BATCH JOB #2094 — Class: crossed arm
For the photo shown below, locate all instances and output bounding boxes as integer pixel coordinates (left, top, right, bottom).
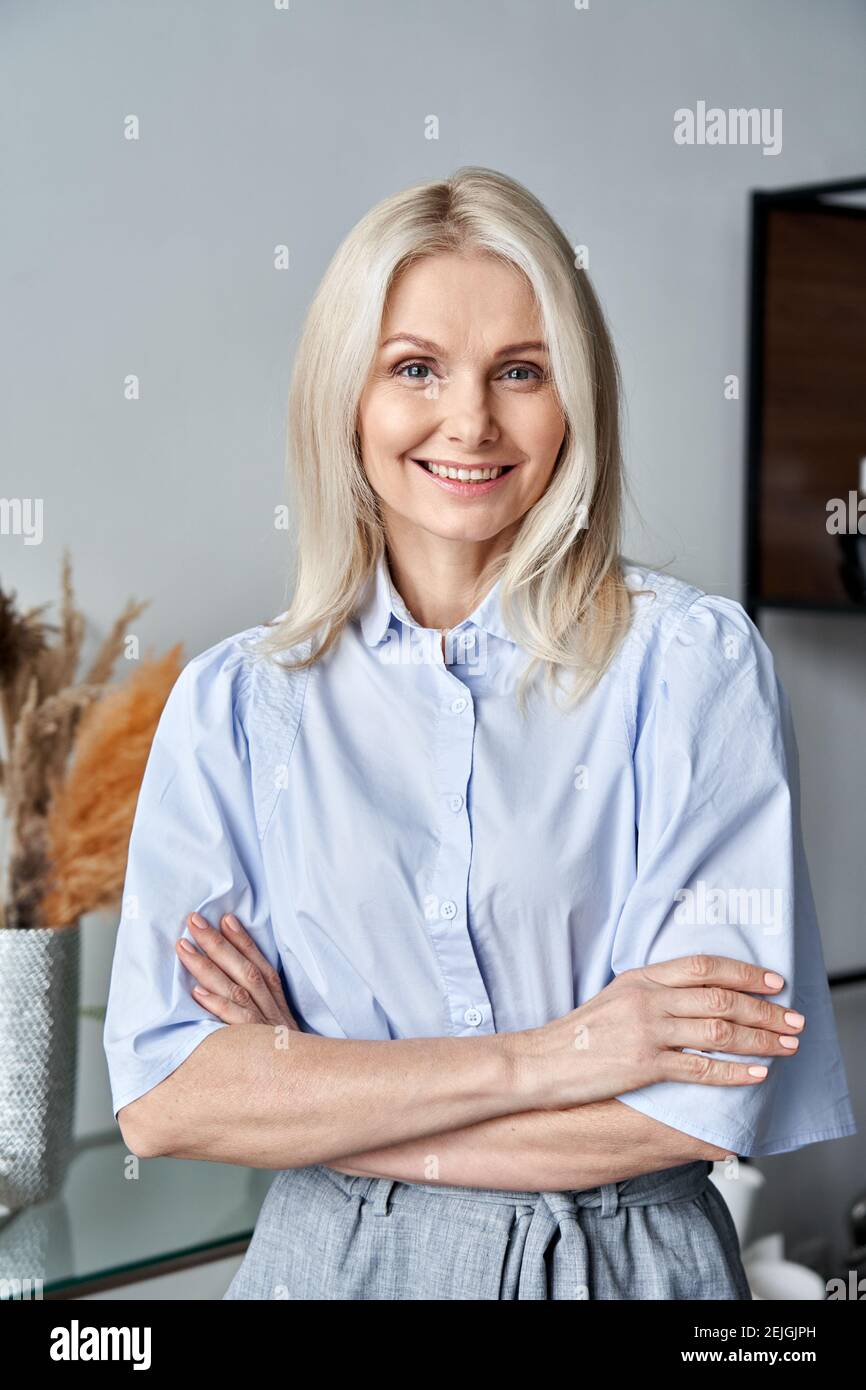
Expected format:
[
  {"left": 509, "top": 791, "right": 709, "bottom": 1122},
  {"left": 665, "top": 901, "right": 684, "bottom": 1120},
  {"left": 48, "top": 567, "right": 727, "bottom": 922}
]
[
  {"left": 117, "top": 911, "right": 734, "bottom": 1190},
  {"left": 320, "top": 1096, "right": 731, "bottom": 1192}
]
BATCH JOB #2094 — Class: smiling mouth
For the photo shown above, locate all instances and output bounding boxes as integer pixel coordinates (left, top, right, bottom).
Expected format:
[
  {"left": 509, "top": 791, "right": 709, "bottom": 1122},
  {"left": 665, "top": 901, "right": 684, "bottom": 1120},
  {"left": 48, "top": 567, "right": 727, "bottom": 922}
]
[{"left": 411, "top": 459, "right": 517, "bottom": 483}]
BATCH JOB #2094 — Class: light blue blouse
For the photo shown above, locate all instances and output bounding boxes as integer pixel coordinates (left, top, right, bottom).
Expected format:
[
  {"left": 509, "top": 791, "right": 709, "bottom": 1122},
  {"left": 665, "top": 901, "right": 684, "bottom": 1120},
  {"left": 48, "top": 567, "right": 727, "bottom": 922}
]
[{"left": 104, "top": 554, "right": 857, "bottom": 1158}]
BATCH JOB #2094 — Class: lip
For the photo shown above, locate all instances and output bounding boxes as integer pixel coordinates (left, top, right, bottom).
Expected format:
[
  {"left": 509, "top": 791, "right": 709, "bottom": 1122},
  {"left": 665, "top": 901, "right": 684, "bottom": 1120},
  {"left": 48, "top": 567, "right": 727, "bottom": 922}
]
[{"left": 410, "top": 458, "right": 519, "bottom": 498}]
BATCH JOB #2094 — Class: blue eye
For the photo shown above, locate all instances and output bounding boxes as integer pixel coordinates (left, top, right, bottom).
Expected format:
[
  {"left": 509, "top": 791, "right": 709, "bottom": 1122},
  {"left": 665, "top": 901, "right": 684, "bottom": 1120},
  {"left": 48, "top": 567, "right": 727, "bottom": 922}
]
[
  {"left": 392, "top": 360, "right": 546, "bottom": 385},
  {"left": 395, "top": 361, "right": 433, "bottom": 380},
  {"left": 503, "top": 365, "right": 541, "bottom": 381}
]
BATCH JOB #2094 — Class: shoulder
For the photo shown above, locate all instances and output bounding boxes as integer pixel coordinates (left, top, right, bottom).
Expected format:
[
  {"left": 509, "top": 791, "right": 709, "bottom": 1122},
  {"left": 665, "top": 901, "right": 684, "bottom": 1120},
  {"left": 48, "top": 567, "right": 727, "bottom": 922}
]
[
  {"left": 173, "top": 612, "right": 312, "bottom": 745},
  {"left": 173, "top": 622, "right": 264, "bottom": 731},
  {"left": 619, "top": 562, "right": 776, "bottom": 746},
  {"left": 171, "top": 615, "right": 313, "bottom": 838}
]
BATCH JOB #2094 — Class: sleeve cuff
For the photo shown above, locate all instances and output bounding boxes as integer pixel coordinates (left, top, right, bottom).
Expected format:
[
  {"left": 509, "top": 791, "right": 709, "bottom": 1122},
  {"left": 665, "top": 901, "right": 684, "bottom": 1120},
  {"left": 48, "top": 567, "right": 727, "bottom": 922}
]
[
  {"left": 110, "top": 1018, "right": 228, "bottom": 1123},
  {"left": 615, "top": 1090, "right": 858, "bottom": 1158}
]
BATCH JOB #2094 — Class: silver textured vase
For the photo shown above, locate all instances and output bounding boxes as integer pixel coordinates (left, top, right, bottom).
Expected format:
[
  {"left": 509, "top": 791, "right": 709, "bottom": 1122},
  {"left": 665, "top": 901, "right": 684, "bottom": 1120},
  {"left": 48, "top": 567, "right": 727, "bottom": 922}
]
[{"left": 0, "top": 924, "right": 80, "bottom": 1214}]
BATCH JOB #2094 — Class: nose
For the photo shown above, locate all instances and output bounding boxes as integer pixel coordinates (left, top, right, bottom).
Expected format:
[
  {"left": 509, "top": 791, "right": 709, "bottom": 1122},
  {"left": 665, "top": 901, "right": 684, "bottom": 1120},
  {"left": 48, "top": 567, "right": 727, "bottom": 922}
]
[{"left": 440, "top": 375, "right": 501, "bottom": 451}]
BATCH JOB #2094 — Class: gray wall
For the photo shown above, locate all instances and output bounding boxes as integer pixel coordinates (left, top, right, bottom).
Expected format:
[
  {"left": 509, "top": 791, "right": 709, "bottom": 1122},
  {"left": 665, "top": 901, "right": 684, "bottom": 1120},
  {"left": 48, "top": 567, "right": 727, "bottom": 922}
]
[{"left": 2, "top": 0, "right": 864, "bottom": 1274}]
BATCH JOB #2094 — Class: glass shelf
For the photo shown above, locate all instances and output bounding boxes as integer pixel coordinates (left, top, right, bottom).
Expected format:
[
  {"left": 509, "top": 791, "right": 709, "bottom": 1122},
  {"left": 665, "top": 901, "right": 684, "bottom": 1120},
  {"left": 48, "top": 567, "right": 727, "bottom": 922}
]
[{"left": 0, "top": 1134, "right": 274, "bottom": 1297}]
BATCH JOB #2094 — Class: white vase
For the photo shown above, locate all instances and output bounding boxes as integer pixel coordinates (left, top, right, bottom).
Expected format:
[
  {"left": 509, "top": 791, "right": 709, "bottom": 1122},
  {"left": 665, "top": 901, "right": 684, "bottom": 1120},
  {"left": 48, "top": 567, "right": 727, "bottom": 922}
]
[
  {"left": 709, "top": 1159, "right": 766, "bottom": 1247},
  {"left": 747, "top": 1258, "right": 827, "bottom": 1300}
]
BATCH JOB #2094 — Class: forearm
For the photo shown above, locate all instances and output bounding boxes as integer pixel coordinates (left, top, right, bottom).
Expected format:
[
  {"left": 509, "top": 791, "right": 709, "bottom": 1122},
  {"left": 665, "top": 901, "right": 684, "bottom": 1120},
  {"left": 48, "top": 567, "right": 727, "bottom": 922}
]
[
  {"left": 122, "top": 1024, "right": 528, "bottom": 1168},
  {"left": 327, "top": 1098, "right": 730, "bottom": 1192}
]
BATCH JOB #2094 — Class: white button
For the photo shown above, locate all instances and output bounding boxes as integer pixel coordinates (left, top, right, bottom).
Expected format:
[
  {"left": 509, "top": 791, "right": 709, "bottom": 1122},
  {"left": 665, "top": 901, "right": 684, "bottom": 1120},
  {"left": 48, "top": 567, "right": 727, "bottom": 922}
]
[
  {"left": 463, "top": 1006, "right": 483, "bottom": 1027},
  {"left": 448, "top": 794, "right": 463, "bottom": 812},
  {"left": 450, "top": 697, "right": 468, "bottom": 714},
  {"left": 440, "top": 899, "right": 457, "bottom": 920}
]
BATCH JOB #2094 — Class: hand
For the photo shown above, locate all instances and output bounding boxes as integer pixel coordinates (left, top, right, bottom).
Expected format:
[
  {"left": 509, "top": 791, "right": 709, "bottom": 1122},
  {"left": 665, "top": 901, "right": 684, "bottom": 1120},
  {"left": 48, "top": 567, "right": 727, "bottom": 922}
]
[
  {"left": 177, "top": 914, "right": 368, "bottom": 1176},
  {"left": 510, "top": 954, "right": 806, "bottom": 1111},
  {"left": 176, "top": 912, "right": 299, "bottom": 1031}
]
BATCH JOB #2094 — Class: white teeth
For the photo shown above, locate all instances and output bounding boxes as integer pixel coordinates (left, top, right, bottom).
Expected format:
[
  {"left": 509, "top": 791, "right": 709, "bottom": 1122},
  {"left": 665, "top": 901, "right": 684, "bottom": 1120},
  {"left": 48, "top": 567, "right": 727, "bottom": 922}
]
[{"left": 421, "top": 462, "right": 502, "bottom": 482}]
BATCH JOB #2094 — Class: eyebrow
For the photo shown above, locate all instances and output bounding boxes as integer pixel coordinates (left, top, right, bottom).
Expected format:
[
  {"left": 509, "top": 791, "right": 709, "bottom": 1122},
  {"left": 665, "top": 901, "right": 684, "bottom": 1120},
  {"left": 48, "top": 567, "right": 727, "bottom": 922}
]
[{"left": 379, "top": 333, "right": 549, "bottom": 357}]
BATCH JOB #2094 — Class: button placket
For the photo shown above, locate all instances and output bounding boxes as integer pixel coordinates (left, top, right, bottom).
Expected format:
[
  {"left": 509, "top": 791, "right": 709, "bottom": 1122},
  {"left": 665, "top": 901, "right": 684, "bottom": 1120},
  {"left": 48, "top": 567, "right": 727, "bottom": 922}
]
[{"left": 425, "top": 667, "right": 494, "bottom": 1036}]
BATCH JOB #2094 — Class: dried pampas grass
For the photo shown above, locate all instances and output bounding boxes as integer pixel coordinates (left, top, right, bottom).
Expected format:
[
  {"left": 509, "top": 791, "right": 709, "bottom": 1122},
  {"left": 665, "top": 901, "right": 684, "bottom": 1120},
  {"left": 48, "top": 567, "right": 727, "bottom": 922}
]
[
  {"left": 1, "top": 548, "right": 180, "bottom": 929},
  {"left": 38, "top": 645, "right": 183, "bottom": 928}
]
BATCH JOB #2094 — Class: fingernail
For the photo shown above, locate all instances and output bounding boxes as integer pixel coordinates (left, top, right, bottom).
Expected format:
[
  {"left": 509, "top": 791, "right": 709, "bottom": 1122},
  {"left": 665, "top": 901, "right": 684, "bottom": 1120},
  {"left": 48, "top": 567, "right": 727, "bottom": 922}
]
[
  {"left": 763, "top": 972, "right": 784, "bottom": 988},
  {"left": 223, "top": 915, "right": 240, "bottom": 932},
  {"left": 190, "top": 913, "right": 207, "bottom": 930},
  {"left": 748, "top": 1065, "right": 768, "bottom": 1077},
  {"left": 178, "top": 939, "right": 195, "bottom": 954},
  {"left": 192, "top": 985, "right": 207, "bottom": 997},
  {"left": 779, "top": 1036, "right": 799, "bottom": 1049},
  {"left": 784, "top": 1011, "right": 804, "bottom": 1028}
]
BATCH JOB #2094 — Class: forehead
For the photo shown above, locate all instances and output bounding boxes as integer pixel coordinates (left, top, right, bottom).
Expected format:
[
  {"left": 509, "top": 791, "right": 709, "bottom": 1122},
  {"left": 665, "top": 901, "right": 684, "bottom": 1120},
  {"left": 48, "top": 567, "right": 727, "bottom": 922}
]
[{"left": 381, "top": 253, "right": 543, "bottom": 351}]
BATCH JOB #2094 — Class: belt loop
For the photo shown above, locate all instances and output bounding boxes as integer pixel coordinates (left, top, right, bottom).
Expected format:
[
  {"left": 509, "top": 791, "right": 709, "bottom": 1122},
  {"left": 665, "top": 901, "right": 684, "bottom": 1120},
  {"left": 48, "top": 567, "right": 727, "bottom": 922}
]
[
  {"left": 599, "top": 1181, "right": 619, "bottom": 1218},
  {"left": 370, "top": 1177, "right": 396, "bottom": 1216}
]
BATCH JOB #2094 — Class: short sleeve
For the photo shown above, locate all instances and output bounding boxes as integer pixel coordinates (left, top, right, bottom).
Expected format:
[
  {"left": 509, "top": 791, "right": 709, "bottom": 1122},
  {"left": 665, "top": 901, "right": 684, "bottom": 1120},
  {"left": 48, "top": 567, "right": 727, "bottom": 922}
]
[
  {"left": 611, "top": 593, "right": 857, "bottom": 1157},
  {"left": 103, "top": 634, "right": 278, "bottom": 1122}
]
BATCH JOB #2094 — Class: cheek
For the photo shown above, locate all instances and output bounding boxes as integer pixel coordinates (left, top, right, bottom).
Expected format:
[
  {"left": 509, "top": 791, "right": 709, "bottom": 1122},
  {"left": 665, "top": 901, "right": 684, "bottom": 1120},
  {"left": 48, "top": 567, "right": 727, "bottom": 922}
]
[
  {"left": 361, "top": 390, "right": 428, "bottom": 457},
  {"left": 514, "top": 398, "right": 566, "bottom": 455}
]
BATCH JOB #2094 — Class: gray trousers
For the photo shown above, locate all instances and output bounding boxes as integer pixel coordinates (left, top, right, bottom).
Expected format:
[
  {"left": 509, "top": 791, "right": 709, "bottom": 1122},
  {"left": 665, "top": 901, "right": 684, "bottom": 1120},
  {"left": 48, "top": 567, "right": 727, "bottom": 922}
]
[{"left": 223, "top": 1157, "right": 752, "bottom": 1300}]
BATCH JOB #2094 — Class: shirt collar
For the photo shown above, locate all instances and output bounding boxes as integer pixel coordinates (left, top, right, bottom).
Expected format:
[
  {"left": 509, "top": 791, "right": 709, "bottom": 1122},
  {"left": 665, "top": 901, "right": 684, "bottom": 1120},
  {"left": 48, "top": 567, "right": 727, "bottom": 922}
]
[{"left": 358, "top": 552, "right": 515, "bottom": 647}]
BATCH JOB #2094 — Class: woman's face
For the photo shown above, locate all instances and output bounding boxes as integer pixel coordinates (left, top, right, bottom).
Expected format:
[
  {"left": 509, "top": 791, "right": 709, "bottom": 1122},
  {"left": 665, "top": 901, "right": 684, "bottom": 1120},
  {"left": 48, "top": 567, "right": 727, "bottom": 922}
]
[{"left": 357, "top": 252, "right": 567, "bottom": 546}]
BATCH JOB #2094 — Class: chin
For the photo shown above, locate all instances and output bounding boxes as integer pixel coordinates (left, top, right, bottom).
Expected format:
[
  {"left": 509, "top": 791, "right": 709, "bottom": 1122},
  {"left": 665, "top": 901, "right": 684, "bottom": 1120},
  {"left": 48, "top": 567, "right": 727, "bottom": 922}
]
[{"left": 407, "top": 511, "right": 513, "bottom": 544}]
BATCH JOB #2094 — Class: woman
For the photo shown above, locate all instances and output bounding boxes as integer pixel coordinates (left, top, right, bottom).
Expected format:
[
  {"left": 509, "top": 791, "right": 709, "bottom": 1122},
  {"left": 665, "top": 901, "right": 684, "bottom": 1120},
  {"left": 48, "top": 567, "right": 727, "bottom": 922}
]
[{"left": 103, "top": 166, "right": 856, "bottom": 1301}]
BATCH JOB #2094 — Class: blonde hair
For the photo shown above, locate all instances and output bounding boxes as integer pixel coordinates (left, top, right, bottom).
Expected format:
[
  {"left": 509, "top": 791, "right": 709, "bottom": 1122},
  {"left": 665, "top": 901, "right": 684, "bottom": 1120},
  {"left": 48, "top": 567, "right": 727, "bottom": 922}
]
[{"left": 251, "top": 165, "right": 652, "bottom": 713}]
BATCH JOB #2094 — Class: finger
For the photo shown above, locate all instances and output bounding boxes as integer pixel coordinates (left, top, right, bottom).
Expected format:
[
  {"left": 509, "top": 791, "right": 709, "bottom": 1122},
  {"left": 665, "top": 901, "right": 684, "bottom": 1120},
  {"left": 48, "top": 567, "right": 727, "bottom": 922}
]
[
  {"left": 219, "top": 914, "right": 299, "bottom": 1029},
  {"left": 176, "top": 936, "right": 265, "bottom": 1020},
  {"left": 660, "top": 985, "right": 805, "bottom": 1037},
  {"left": 639, "top": 954, "right": 788, "bottom": 997},
  {"left": 181, "top": 914, "right": 282, "bottom": 1024},
  {"left": 188, "top": 982, "right": 259, "bottom": 1026},
  {"left": 657, "top": 1014, "right": 801, "bottom": 1058},
  {"left": 658, "top": 1049, "right": 774, "bottom": 1087}
]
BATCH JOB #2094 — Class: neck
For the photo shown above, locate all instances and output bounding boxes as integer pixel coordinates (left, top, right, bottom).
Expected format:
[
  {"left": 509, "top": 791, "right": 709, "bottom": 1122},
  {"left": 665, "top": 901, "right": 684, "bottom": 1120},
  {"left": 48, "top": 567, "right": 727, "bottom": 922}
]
[{"left": 382, "top": 517, "right": 513, "bottom": 631}]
